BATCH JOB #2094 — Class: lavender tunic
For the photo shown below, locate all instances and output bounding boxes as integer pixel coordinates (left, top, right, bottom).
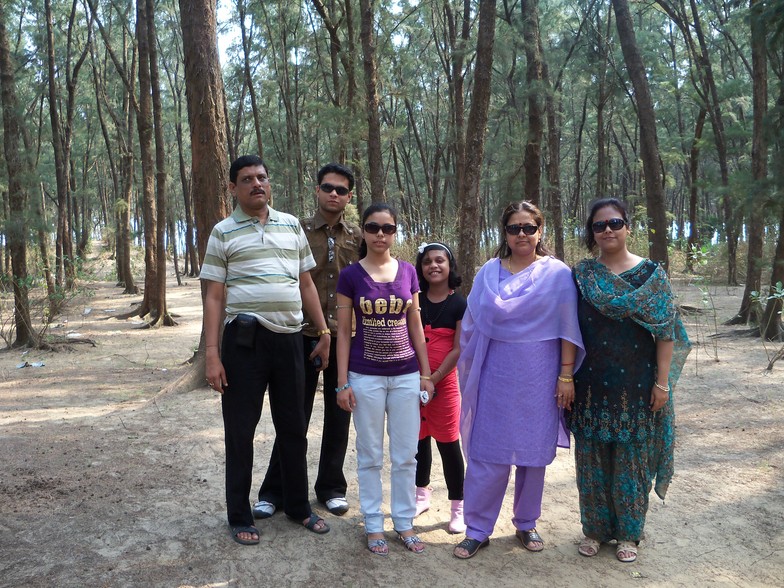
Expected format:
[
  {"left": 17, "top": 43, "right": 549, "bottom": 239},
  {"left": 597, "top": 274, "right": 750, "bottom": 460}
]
[{"left": 458, "top": 256, "right": 585, "bottom": 466}]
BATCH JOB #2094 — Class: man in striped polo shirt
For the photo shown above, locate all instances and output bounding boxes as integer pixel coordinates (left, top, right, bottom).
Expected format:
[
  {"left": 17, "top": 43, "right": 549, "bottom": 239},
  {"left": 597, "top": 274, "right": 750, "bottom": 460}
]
[{"left": 201, "top": 155, "right": 332, "bottom": 545}]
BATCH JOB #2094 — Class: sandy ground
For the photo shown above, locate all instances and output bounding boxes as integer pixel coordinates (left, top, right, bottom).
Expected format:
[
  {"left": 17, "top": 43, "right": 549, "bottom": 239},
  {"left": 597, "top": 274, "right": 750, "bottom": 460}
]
[{"left": 0, "top": 249, "right": 782, "bottom": 588}]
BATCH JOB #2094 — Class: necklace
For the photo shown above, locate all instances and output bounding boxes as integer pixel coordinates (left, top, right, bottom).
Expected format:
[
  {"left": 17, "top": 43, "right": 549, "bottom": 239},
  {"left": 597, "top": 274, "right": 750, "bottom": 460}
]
[{"left": 422, "top": 292, "right": 452, "bottom": 327}]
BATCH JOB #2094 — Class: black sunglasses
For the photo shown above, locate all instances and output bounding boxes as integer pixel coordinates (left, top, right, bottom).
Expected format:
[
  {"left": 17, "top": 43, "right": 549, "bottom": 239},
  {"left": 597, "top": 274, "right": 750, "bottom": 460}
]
[
  {"left": 504, "top": 224, "right": 539, "bottom": 236},
  {"left": 319, "top": 183, "right": 350, "bottom": 196},
  {"left": 364, "top": 222, "right": 397, "bottom": 235},
  {"left": 592, "top": 218, "right": 626, "bottom": 233}
]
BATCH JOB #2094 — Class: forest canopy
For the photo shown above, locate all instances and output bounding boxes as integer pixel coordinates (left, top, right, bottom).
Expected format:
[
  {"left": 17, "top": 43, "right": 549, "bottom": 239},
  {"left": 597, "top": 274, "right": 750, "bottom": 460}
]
[{"left": 1, "top": 0, "right": 783, "bottom": 348}]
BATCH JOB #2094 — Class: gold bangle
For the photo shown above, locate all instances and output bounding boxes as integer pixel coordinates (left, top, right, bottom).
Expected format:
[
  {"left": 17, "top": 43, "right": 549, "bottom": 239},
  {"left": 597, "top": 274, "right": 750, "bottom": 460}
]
[
  {"left": 655, "top": 382, "right": 670, "bottom": 392},
  {"left": 557, "top": 376, "right": 574, "bottom": 383},
  {"left": 420, "top": 375, "right": 431, "bottom": 380},
  {"left": 316, "top": 329, "right": 331, "bottom": 336}
]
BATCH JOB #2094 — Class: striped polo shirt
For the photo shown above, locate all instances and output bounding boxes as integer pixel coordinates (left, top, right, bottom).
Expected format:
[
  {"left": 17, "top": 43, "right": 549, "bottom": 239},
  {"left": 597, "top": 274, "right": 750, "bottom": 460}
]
[{"left": 200, "top": 206, "right": 316, "bottom": 333}]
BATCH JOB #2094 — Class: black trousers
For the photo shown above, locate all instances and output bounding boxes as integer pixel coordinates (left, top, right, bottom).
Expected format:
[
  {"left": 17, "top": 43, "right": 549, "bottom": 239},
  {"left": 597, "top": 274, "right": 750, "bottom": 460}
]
[
  {"left": 221, "top": 320, "right": 310, "bottom": 527},
  {"left": 259, "top": 335, "right": 351, "bottom": 505},
  {"left": 415, "top": 437, "right": 465, "bottom": 500}
]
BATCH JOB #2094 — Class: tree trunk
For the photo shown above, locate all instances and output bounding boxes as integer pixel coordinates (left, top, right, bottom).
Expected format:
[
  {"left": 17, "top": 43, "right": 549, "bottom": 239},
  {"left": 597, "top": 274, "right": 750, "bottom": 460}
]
[
  {"left": 595, "top": 8, "right": 612, "bottom": 201},
  {"left": 238, "top": 0, "right": 263, "bottom": 157},
  {"left": 544, "top": 58, "right": 564, "bottom": 260},
  {"left": 761, "top": 205, "right": 784, "bottom": 341},
  {"left": 135, "top": 0, "right": 160, "bottom": 322},
  {"left": 359, "top": 0, "right": 385, "bottom": 202},
  {"left": 570, "top": 94, "right": 588, "bottom": 218},
  {"left": 145, "top": 0, "right": 174, "bottom": 326},
  {"left": 36, "top": 185, "right": 56, "bottom": 314},
  {"left": 179, "top": 0, "right": 231, "bottom": 257},
  {"left": 457, "top": 0, "right": 496, "bottom": 289},
  {"left": 45, "top": 0, "right": 70, "bottom": 290},
  {"left": 0, "top": 2, "right": 33, "bottom": 346},
  {"left": 446, "top": 0, "right": 471, "bottom": 225},
  {"left": 161, "top": 0, "right": 231, "bottom": 394},
  {"left": 521, "top": 0, "right": 543, "bottom": 206},
  {"left": 686, "top": 108, "right": 706, "bottom": 272},
  {"left": 761, "top": 15, "right": 784, "bottom": 341},
  {"left": 85, "top": 0, "right": 139, "bottom": 294},
  {"left": 119, "top": 108, "right": 138, "bottom": 294},
  {"left": 45, "top": 0, "right": 89, "bottom": 290},
  {"left": 729, "top": 0, "right": 767, "bottom": 325},
  {"left": 612, "top": 0, "right": 669, "bottom": 269}
]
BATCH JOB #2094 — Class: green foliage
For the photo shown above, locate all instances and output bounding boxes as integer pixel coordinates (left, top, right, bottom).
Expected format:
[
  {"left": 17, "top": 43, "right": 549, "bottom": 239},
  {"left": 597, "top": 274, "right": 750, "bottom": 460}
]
[{"left": 0, "top": 0, "right": 780, "bottom": 314}]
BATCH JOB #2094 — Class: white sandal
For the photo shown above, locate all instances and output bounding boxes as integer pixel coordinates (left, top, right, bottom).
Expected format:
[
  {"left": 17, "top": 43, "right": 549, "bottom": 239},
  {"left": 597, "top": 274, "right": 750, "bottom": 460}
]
[
  {"left": 578, "top": 536, "right": 601, "bottom": 557},
  {"left": 616, "top": 541, "right": 638, "bottom": 563}
]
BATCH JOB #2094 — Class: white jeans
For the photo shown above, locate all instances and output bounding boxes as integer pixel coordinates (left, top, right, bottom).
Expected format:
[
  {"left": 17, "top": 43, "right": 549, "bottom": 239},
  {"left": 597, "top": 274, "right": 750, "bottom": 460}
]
[{"left": 349, "top": 370, "right": 421, "bottom": 534}]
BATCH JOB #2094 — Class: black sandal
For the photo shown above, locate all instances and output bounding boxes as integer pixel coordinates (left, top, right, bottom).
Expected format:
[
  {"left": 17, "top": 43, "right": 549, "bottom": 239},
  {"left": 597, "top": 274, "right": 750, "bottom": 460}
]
[
  {"left": 516, "top": 528, "right": 544, "bottom": 552},
  {"left": 230, "top": 525, "right": 260, "bottom": 545},
  {"left": 453, "top": 537, "right": 490, "bottom": 559}
]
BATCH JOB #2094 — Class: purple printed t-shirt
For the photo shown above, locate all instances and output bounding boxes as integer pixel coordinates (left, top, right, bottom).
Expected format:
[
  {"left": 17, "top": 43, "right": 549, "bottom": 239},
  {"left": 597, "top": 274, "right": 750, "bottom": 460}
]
[{"left": 336, "top": 260, "right": 420, "bottom": 376}]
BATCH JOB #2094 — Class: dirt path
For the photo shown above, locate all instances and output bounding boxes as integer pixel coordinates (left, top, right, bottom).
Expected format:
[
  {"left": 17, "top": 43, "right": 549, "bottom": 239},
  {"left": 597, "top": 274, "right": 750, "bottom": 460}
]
[{"left": 0, "top": 252, "right": 782, "bottom": 587}]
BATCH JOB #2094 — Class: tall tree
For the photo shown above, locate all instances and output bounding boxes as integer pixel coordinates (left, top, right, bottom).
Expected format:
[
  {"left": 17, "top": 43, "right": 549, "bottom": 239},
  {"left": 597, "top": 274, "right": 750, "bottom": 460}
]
[
  {"left": 45, "top": 0, "right": 91, "bottom": 290},
  {"left": 657, "top": 0, "right": 737, "bottom": 282},
  {"left": 359, "top": 0, "right": 385, "bottom": 202},
  {"left": 761, "top": 0, "right": 784, "bottom": 341},
  {"left": 145, "top": 0, "right": 174, "bottom": 326},
  {"left": 521, "top": 0, "right": 544, "bottom": 205},
  {"left": 729, "top": 0, "right": 767, "bottom": 324},
  {"left": 133, "top": 0, "right": 162, "bottom": 325},
  {"left": 612, "top": 0, "right": 669, "bottom": 268},
  {"left": 457, "top": 0, "right": 497, "bottom": 288},
  {"left": 161, "top": 0, "right": 232, "bottom": 393},
  {"left": 159, "top": 1, "right": 199, "bottom": 277},
  {"left": 0, "top": 1, "right": 33, "bottom": 346},
  {"left": 237, "top": 0, "right": 263, "bottom": 156},
  {"left": 86, "top": 0, "right": 140, "bottom": 295}
]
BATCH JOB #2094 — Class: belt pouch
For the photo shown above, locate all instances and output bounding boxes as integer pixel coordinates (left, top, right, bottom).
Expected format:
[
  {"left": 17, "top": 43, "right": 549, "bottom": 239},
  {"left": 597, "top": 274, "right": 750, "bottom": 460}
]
[{"left": 234, "top": 314, "right": 257, "bottom": 348}]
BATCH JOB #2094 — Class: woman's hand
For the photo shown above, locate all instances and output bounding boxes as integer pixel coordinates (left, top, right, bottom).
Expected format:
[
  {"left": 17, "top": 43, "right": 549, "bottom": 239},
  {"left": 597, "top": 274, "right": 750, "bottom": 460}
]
[
  {"left": 555, "top": 379, "right": 574, "bottom": 409},
  {"left": 420, "top": 378, "right": 435, "bottom": 405},
  {"left": 336, "top": 386, "right": 356, "bottom": 413},
  {"left": 650, "top": 384, "right": 669, "bottom": 412}
]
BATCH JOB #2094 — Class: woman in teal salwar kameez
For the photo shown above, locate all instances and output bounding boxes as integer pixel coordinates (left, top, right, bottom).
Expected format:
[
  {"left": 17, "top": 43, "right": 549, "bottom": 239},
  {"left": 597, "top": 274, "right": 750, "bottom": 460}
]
[{"left": 569, "top": 199, "right": 691, "bottom": 563}]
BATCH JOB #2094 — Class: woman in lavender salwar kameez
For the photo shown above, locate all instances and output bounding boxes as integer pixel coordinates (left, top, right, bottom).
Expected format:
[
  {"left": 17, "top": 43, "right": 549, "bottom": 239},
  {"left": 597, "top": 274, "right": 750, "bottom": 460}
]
[{"left": 453, "top": 201, "right": 585, "bottom": 560}]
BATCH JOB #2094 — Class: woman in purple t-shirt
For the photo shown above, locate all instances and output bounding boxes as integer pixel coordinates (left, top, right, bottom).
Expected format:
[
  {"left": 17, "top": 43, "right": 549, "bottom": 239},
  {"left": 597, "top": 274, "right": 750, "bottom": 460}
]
[{"left": 336, "top": 203, "right": 434, "bottom": 556}]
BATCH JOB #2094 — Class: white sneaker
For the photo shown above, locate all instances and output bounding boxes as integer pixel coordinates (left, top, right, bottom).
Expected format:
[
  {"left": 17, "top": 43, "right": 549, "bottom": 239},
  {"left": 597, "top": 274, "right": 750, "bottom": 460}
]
[
  {"left": 252, "top": 500, "right": 276, "bottom": 519},
  {"left": 325, "top": 497, "right": 349, "bottom": 516}
]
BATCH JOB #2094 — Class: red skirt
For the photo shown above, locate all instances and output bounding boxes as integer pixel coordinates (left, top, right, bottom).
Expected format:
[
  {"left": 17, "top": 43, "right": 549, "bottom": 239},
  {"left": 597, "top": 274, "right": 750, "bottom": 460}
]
[{"left": 419, "top": 326, "right": 460, "bottom": 442}]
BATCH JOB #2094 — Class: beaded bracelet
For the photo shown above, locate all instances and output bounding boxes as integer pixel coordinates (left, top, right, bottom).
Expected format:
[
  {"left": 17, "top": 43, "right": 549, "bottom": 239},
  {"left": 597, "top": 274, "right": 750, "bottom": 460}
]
[{"left": 335, "top": 383, "right": 351, "bottom": 393}]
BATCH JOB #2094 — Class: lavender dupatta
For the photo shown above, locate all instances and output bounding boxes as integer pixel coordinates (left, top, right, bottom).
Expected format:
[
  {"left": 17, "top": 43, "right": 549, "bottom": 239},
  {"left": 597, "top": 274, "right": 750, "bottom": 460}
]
[{"left": 458, "top": 256, "right": 585, "bottom": 460}]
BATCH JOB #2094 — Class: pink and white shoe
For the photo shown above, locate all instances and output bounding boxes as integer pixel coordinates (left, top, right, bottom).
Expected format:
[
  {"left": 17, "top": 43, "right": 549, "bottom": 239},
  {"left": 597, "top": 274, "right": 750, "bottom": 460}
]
[
  {"left": 415, "top": 486, "right": 432, "bottom": 516},
  {"left": 448, "top": 499, "right": 466, "bottom": 534}
]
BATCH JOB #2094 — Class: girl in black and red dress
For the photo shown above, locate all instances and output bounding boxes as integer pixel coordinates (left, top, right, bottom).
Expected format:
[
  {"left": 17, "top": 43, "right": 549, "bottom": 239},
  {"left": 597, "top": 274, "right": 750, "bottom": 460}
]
[{"left": 413, "top": 242, "right": 467, "bottom": 534}]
